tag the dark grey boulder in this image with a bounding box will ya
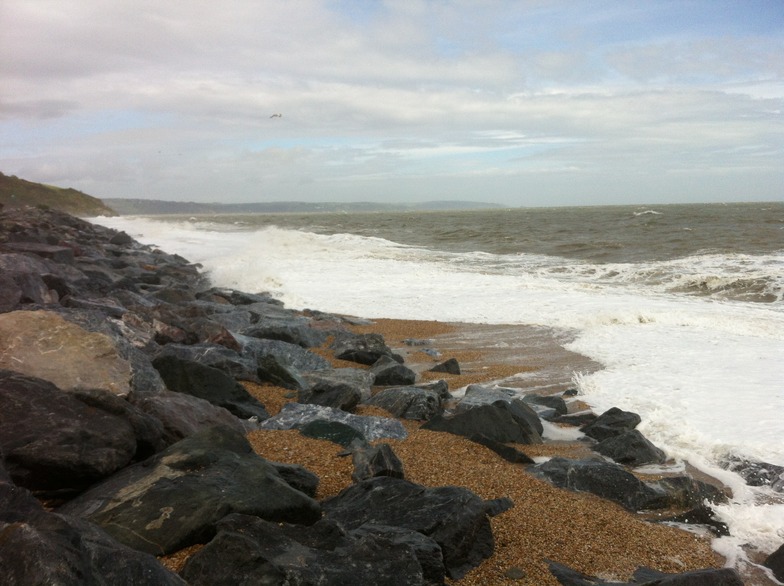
[181,514,428,586]
[423,400,543,444]
[646,476,727,509]
[523,393,568,417]
[429,357,460,375]
[129,389,247,445]
[242,318,327,348]
[456,384,544,436]
[368,385,443,420]
[656,504,729,536]
[0,461,185,586]
[302,367,375,404]
[299,372,363,411]
[58,425,322,556]
[152,354,269,420]
[268,461,320,498]
[323,476,504,580]
[238,335,331,372]
[261,403,408,441]
[548,561,743,586]
[371,355,417,386]
[0,369,137,497]
[764,542,784,582]
[332,332,399,365]
[722,456,784,491]
[352,443,405,482]
[530,457,659,512]
[154,342,259,381]
[580,406,641,441]
[593,429,667,467]
[300,419,368,448]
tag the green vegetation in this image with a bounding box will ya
[0,172,116,216]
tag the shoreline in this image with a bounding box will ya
[231,317,728,585]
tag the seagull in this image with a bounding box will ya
[269,113,282,118]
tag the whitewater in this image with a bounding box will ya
[92,206,784,576]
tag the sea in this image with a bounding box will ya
[92,201,784,578]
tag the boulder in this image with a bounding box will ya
[593,429,667,467]
[0,309,132,396]
[268,462,320,498]
[0,370,138,497]
[299,372,364,411]
[764,542,784,582]
[456,384,544,436]
[423,400,543,444]
[181,514,429,586]
[238,335,331,372]
[58,425,322,556]
[469,434,535,464]
[656,504,729,536]
[429,357,460,375]
[300,419,368,448]
[332,332,399,365]
[0,469,186,585]
[302,367,375,404]
[242,318,327,348]
[154,342,260,381]
[368,385,443,420]
[523,393,568,417]
[352,443,406,482]
[261,402,408,441]
[323,476,505,580]
[371,355,417,386]
[548,561,744,586]
[580,407,641,441]
[129,389,247,445]
[152,354,269,420]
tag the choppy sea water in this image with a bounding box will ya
[92,202,784,577]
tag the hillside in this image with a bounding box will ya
[0,172,116,216]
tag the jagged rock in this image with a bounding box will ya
[371,355,417,386]
[531,457,659,512]
[548,561,744,585]
[300,419,368,448]
[261,403,408,441]
[154,342,259,381]
[423,400,542,444]
[152,354,269,420]
[469,434,535,464]
[0,462,186,586]
[242,318,327,348]
[456,384,544,437]
[0,370,138,497]
[181,514,429,586]
[646,476,727,509]
[59,425,322,556]
[580,407,641,441]
[323,476,505,580]
[238,335,331,372]
[722,456,784,491]
[656,504,729,536]
[268,462,320,498]
[593,429,667,466]
[128,389,247,445]
[368,385,443,420]
[332,332,399,365]
[302,367,375,404]
[764,542,784,582]
[0,309,132,396]
[352,443,405,482]
[523,393,568,417]
[429,357,460,375]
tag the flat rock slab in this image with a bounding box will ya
[0,309,131,396]
[58,425,322,556]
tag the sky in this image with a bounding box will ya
[1,0,783,207]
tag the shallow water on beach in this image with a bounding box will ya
[93,201,784,576]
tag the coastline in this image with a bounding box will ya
[216,318,724,585]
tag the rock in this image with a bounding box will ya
[764,542,784,582]
[646,476,727,509]
[109,230,134,245]
[299,372,364,411]
[429,357,460,375]
[128,389,247,445]
[368,385,444,420]
[523,393,568,417]
[0,270,22,311]
[656,504,729,536]
[580,407,641,441]
[0,309,132,396]
[238,335,331,372]
[371,355,417,386]
[548,561,744,586]
[456,384,544,436]
[242,318,327,348]
[332,332,399,365]
[722,456,784,491]
[152,354,269,420]
[530,457,658,512]
[59,425,322,556]
[302,367,375,404]
[0,471,186,585]
[469,434,535,464]
[268,462,320,498]
[154,342,259,382]
[593,429,667,467]
[181,514,428,586]
[423,400,543,444]
[0,370,138,497]
[323,476,503,580]
[352,443,405,482]
[261,402,408,441]
[300,419,369,448]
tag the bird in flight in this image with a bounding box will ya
[270,113,282,118]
